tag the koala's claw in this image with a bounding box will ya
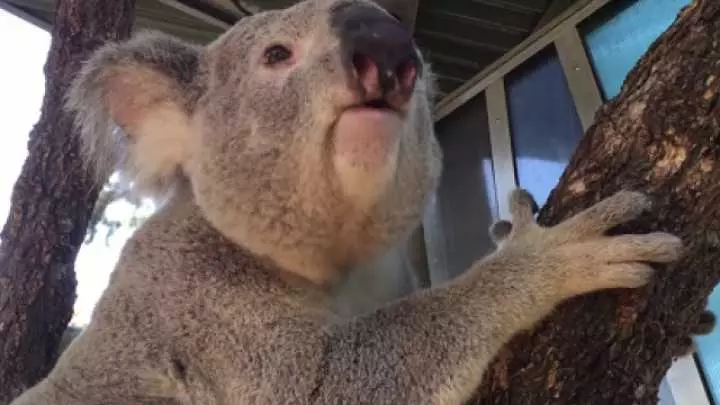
[510,188,540,214]
[493,188,683,297]
[557,190,653,240]
[580,232,684,264]
[599,262,655,289]
[508,188,538,228]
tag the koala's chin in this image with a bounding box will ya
[332,106,404,211]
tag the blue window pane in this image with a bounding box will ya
[505,47,585,207]
[695,286,720,403]
[580,0,691,100]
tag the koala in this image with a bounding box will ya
[10,0,684,404]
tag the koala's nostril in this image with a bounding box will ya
[352,53,380,98]
[348,35,418,97]
[397,59,418,91]
[352,53,372,79]
[332,2,421,99]
[353,52,408,98]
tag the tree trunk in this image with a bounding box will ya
[0,1,134,403]
[471,1,720,404]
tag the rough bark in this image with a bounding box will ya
[470,1,720,404]
[0,1,134,403]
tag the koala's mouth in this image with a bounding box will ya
[363,98,393,111]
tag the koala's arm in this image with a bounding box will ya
[308,190,682,405]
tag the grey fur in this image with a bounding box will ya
[11,1,683,404]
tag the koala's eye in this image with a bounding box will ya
[264,45,293,66]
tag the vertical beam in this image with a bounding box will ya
[485,80,517,220]
[554,26,604,130]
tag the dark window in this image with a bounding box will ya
[505,46,584,207]
[424,94,497,283]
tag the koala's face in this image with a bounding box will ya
[188,0,441,271]
[69,0,442,282]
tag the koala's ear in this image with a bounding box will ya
[66,30,204,196]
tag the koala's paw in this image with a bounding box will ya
[498,189,683,299]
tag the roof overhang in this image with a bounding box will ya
[1,0,584,120]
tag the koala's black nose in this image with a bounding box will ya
[331,2,420,100]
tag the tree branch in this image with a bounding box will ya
[471,1,720,403]
[0,0,135,402]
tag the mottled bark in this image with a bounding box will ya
[0,1,134,403]
[471,1,720,404]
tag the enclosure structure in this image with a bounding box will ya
[1,0,718,403]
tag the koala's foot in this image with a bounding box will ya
[494,188,683,298]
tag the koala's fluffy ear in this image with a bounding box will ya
[66,30,204,196]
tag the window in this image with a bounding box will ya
[505,46,585,207]
[424,94,497,283]
[580,0,692,100]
